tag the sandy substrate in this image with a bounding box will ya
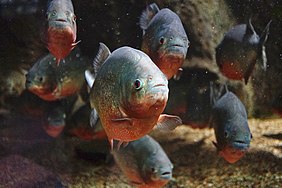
[0,114,281,187]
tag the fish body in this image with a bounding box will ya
[140,3,189,80]
[43,104,66,137]
[67,104,107,141]
[86,43,182,149]
[216,19,271,84]
[112,135,173,188]
[26,49,88,101]
[210,85,252,163]
[45,0,79,65]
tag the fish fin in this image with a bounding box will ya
[212,141,217,147]
[243,59,257,84]
[93,42,111,75]
[90,108,99,128]
[155,114,182,131]
[71,40,81,47]
[139,3,160,32]
[259,20,272,46]
[84,69,95,88]
[246,18,256,36]
[116,140,129,150]
[109,138,114,151]
[173,68,183,80]
[55,58,61,66]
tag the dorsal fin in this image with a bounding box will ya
[246,18,256,36]
[259,20,272,45]
[93,42,111,76]
[139,3,160,32]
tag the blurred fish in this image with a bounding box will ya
[44,0,79,65]
[139,3,189,80]
[112,135,173,188]
[216,19,271,84]
[271,93,282,117]
[25,48,89,101]
[85,43,182,149]
[43,105,66,138]
[0,68,27,109]
[209,83,252,163]
[67,104,107,141]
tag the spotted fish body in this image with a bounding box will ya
[216,19,271,84]
[210,85,252,163]
[140,3,189,80]
[45,0,79,65]
[112,135,173,188]
[85,43,182,149]
[26,49,88,101]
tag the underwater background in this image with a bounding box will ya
[0,0,281,187]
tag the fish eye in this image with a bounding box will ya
[134,79,143,90]
[159,37,165,44]
[51,11,56,17]
[224,131,228,138]
[38,76,43,82]
[151,167,157,173]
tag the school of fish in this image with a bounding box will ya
[6,1,276,186]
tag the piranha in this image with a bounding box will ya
[43,104,66,138]
[209,83,252,163]
[44,0,80,65]
[112,135,173,188]
[67,104,107,141]
[25,48,88,101]
[85,43,182,149]
[139,3,189,80]
[216,19,271,84]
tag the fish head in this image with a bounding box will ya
[119,51,169,118]
[46,0,76,29]
[142,9,189,79]
[43,107,66,138]
[25,57,57,96]
[214,117,252,163]
[142,152,173,185]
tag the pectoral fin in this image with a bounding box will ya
[243,60,257,85]
[155,114,182,131]
[71,40,81,47]
[173,68,183,80]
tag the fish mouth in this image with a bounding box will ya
[160,172,172,180]
[55,19,68,23]
[153,84,166,88]
[231,140,250,150]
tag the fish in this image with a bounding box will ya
[271,93,282,117]
[25,48,89,101]
[67,104,107,141]
[216,19,271,84]
[112,135,173,188]
[139,3,189,80]
[85,43,182,149]
[43,104,66,138]
[44,0,80,65]
[209,83,252,163]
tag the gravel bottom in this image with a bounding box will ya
[0,116,281,187]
